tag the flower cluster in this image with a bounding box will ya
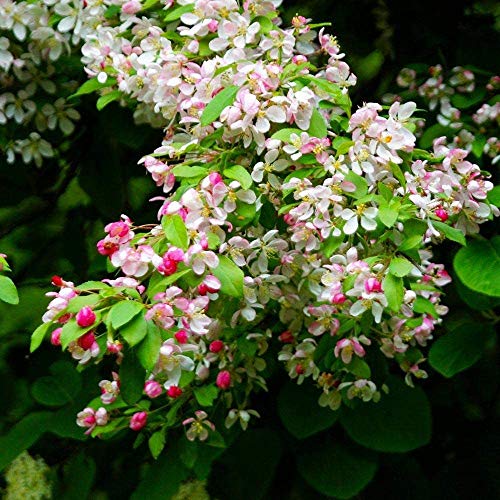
[27,0,498,450]
[385,64,499,164]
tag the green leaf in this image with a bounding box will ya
[200,85,239,126]
[487,185,500,207]
[171,165,208,178]
[223,165,253,189]
[344,171,368,198]
[214,429,282,500]
[109,300,144,330]
[296,438,378,499]
[31,361,82,407]
[149,428,167,459]
[60,319,97,350]
[429,323,493,377]
[0,275,18,304]
[383,273,404,311]
[68,77,117,99]
[96,90,122,111]
[65,293,101,313]
[162,214,189,250]
[277,381,338,439]
[454,237,500,297]
[340,376,432,452]
[212,255,244,298]
[194,385,219,407]
[120,312,148,346]
[378,206,399,228]
[455,274,500,311]
[137,322,162,371]
[270,127,302,141]
[147,268,193,298]
[164,3,194,22]
[413,296,438,318]
[398,234,423,251]
[253,15,273,33]
[432,220,466,246]
[389,257,414,277]
[347,356,371,378]
[60,453,96,499]
[419,123,448,149]
[307,108,328,138]
[30,322,52,352]
[131,442,189,500]
[120,351,146,404]
[0,412,52,472]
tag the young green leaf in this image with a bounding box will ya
[200,85,239,126]
[212,255,244,298]
[223,165,253,189]
[389,257,414,277]
[162,214,189,250]
[383,273,404,311]
[0,275,19,305]
[109,301,144,330]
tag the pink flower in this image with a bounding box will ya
[144,380,163,398]
[216,370,231,390]
[183,411,215,441]
[76,407,108,435]
[334,336,371,364]
[76,307,96,327]
[130,412,148,431]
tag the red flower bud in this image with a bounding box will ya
[51,275,63,287]
[216,370,231,390]
[209,340,224,353]
[279,330,294,343]
[167,385,183,398]
[174,329,188,344]
[77,331,96,350]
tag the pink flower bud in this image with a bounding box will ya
[76,306,96,327]
[167,385,183,398]
[435,207,449,222]
[166,247,184,262]
[144,380,162,398]
[364,278,382,294]
[51,327,62,346]
[331,293,346,304]
[216,370,231,390]
[208,172,223,186]
[122,0,141,14]
[78,331,96,351]
[130,411,148,431]
[174,329,188,344]
[198,283,209,295]
[209,340,224,353]
[158,257,178,276]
